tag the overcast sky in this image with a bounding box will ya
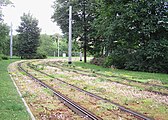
[2,0,62,35]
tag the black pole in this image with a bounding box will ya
[83,1,87,63]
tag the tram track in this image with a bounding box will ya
[18,62,102,120]
[45,61,168,96]
[26,62,153,120]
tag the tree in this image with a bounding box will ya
[37,34,57,56]
[93,0,168,73]
[0,22,9,54]
[0,0,11,56]
[38,34,77,57]
[16,13,41,59]
[0,0,12,21]
[52,0,99,62]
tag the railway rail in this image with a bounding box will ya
[26,62,153,120]
[18,62,102,120]
[46,61,168,96]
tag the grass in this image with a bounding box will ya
[0,59,30,120]
[73,62,168,85]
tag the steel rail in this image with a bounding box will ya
[48,61,168,90]
[27,62,153,120]
[18,62,102,120]
[45,62,168,96]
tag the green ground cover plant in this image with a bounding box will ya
[73,62,168,85]
[0,59,30,120]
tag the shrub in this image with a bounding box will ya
[103,54,126,69]
[125,40,168,73]
[90,57,105,66]
[0,55,2,61]
[20,52,47,59]
[0,54,9,60]
[34,52,47,59]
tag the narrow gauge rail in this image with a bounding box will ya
[46,62,168,96]
[27,62,153,120]
[18,62,102,120]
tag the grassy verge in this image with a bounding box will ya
[73,62,168,85]
[0,59,30,120]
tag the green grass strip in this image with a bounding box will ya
[0,59,30,120]
[73,62,168,85]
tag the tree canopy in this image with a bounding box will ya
[0,0,11,57]
[0,0,12,21]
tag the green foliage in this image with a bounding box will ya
[37,34,56,56]
[125,39,168,73]
[12,35,20,56]
[90,57,105,66]
[0,0,12,21]
[52,0,99,55]
[0,0,12,7]
[0,54,9,60]
[35,52,47,59]
[16,13,41,59]
[53,0,168,73]
[93,0,168,73]
[0,22,10,54]
[74,61,168,85]
[103,50,127,69]
[37,34,69,57]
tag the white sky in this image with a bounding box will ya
[2,0,62,35]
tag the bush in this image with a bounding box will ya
[0,54,9,60]
[90,57,105,66]
[34,52,47,59]
[125,40,168,73]
[103,54,126,69]
[20,52,47,59]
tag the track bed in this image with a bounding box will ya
[8,59,168,120]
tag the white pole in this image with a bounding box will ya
[58,37,59,57]
[80,50,82,61]
[10,22,13,59]
[68,6,72,64]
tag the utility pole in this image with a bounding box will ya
[57,37,59,57]
[10,22,13,59]
[68,5,72,64]
[80,50,82,61]
[83,1,87,63]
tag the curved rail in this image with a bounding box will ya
[46,62,168,96]
[27,62,153,120]
[18,62,102,120]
